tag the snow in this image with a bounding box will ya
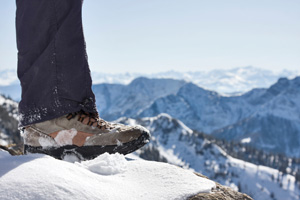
[241,137,251,144]
[227,156,300,200]
[0,138,8,146]
[54,128,77,146]
[116,139,123,146]
[0,150,216,200]
[38,136,57,147]
[76,153,128,175]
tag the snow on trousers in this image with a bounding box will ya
[16,0,97,127]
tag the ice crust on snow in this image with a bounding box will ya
[0,150,215,200]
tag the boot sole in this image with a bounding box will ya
[24,131,150,160]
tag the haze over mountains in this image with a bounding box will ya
[1,66,299,101]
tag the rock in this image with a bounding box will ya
[0,145,22,155]
[189,173,253,200]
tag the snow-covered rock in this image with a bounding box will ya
[0,150,218,200]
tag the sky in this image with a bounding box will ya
[0,0,299,74]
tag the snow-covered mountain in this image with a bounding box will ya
[213,77,300,157]
[1,66,299,101]
[91,76,300,157]
[118,114,300,200]
[0,95,20,147]
[93,78,186,120]
[137,77,300,157]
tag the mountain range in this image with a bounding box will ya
[2,70,299,158]
[91,76,300,158]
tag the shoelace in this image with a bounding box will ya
[66,110,114,130]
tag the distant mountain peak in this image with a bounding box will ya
[267,76,300,96]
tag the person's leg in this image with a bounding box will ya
[16,0,97,127]
[17,0,150,160]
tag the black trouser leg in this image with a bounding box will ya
[16,0,97,127]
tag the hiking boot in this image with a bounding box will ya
[23,110,150,160]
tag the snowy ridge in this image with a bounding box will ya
[118,114,300,200]
[0,150,216,200]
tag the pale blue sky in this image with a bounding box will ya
[0,0,299,73]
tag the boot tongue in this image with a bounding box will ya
[76,110,115,130]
